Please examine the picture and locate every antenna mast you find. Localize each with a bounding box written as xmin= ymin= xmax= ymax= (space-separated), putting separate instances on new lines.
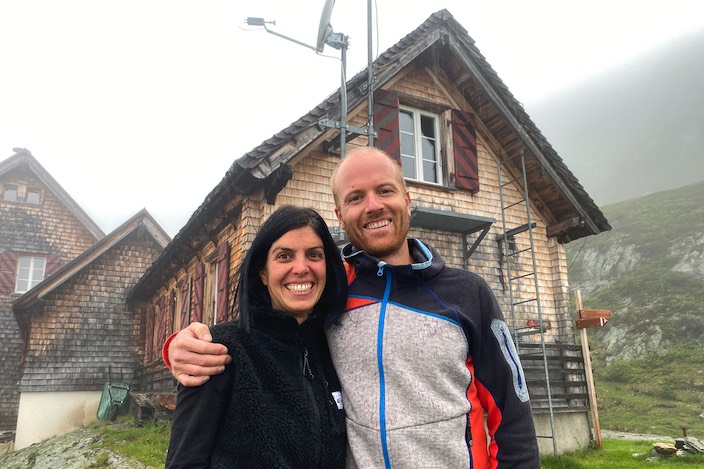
xmin=245 ymin=0 xmax=375 ymax=157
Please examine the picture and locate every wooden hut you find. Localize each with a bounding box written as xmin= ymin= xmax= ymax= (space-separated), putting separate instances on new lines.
xmin=131 ymin=9 xmax=610 ymax=454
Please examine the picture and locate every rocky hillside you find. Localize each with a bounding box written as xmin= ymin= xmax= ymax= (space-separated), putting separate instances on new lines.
xmin=566 ymin=180 xmax=704 ymax=363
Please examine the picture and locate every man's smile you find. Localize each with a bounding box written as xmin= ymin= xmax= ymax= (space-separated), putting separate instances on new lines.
xmin=365 ymin=219 xmax=391 ymax=230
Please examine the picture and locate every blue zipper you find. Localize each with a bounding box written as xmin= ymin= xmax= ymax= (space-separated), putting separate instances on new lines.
xmin=377 ymin=264 xmax=392 ymax=469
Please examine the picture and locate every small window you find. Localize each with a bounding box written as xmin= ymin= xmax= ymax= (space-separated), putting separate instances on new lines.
xmin=3 ymin=186 xmax=18 ymax=202
xmin=2 ymin=184 xmax=41 ymax=205
xmin=15 ymin=256 xmax=46 ymax=293
xmin=26 ymin=190 xmax=41 ymax=204
xmin=399 ymin=107 xmax=442 ymax=185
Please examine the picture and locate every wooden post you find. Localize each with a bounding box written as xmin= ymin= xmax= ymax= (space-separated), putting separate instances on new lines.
xmin=575 ymin=289 xmax=603 ymax=449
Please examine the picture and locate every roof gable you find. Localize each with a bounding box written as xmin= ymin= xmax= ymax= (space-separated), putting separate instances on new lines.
xmin=139 ymin=9 xmax=611 ymax=289
xmin=175 ymin=10 xmax=607 ymax=243
xmin=0 ymin=148 xmax=105 ymax=240
xmin=13 ymin=208 xmax=170 ymax=310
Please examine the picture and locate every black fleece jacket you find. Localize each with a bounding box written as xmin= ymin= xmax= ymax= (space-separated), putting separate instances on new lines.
xmin=165 ymin=309 xmax=347 ymax=469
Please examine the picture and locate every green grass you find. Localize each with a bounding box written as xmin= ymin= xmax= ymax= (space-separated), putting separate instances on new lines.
xmin=590 ymin=343 xmax=704 ymax=438
xmin=541 ymin=439 xmax=704 ymax=468
xmin=92 ymin=418 xmax=171 ymax=467
xmin=89 ymin=420 xmax=704 ymax=468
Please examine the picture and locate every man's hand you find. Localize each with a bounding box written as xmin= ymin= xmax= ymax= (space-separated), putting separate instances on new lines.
xmin=169 ymin=322 xmax=231 ymax=387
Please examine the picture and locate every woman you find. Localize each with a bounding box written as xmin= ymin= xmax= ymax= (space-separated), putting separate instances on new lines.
xmin=165 ymin=205 xmax=347 ymax=468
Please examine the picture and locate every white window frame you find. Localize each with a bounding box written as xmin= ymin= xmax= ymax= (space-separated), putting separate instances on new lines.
xmin=15 ymin=255 xmax=46 ymax=293
xmin=399 ymin=106 xmax=443 ymax=185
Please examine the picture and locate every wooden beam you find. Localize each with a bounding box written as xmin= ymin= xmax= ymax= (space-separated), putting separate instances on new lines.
xmin=546 ymin=217 xmax=581 ymax=238
xmin=575 ymin=289 xmax=603 ymax=449
xmin=579 ymin=309 xmax=613 ymax=320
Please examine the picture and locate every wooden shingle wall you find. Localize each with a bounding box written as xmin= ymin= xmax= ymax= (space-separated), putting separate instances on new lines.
xmin=18 ymin=231 xmax=163 ymax=392
xmin=0 ymin=166 xmax=99 ymax=432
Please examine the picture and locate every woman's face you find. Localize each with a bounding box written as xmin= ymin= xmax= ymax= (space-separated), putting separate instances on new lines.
xmin=259 ymin=226 xmax=327 ymax=323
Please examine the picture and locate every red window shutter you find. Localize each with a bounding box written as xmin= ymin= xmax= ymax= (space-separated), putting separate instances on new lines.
xmin=45 ymin=254 xmax=61 ymax=276
xmin=451 ymin=109 xmax=479 ymax=193
xmin=373 ymin=89 xmax=401 ymax=165
xmin=216 ymin=242 xmax=230 ymax=324
xmin=0 ymin=251 xmax=17 ymax=293
xmin=145 ymin=305 xmax=155 ymax=361
xmin=179 ymin=277 xmax=191 ymax=331
xmin=158 ymin=295 xmax=168 ymax=346
xmin=169 ymin=288 xmax=177 ymax=336
xmin=193 ymin=263 xmax=205 ymax=323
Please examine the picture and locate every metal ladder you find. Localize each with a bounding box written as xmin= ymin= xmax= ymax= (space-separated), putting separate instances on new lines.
xmin=497 ymin=151 xmax=557 ymax=455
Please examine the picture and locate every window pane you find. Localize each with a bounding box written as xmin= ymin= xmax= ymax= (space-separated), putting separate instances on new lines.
xmin=420 ymin=115 xmax=435 ymax=139
xmin=15 ymin=256 xmax=46 ymax=293
xmin=400 ymin=132 xmax=415 ymax=156
xmin=15 ymin=258 xmax=30 ymax=293
xmin=26 ymin=190 xmax=41 ymax=204
xmin=16 ymin=278 xmax=29 ymax=293
xmin=422 ymin=137 xmax=438 ymax=183
xmin=401 ymin=155 xmax=416 ymax=179
xmin=400 ymin=110 xmax=414 ymax=133
xmin=31 ymin=258 xmax=46 ymax=287
xmin=3 ymin=188 xmax=18 ymax=202
xmin=422 ymin=137 xmax=436 ymax=162
xmin=423 ymin=160 xmax=437 ymax=183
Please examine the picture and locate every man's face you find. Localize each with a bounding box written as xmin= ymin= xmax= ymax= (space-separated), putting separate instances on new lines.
xmin=333 ymin=149 xmax=412 ymax=265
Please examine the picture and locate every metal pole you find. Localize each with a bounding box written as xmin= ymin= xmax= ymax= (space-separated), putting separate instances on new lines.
xmin=340 ymin=39 xmax=347 ymax=157
xmin=367 ymin=0 xmax=374 ymax=146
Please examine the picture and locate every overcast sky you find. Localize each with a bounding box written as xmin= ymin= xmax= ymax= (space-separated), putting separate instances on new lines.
xmin=2 ymin=0 xmax=703 ymax=237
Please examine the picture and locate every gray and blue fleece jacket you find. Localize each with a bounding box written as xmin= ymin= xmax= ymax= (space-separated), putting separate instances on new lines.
xmin=327 ymin=239 xmax=540 ymax=469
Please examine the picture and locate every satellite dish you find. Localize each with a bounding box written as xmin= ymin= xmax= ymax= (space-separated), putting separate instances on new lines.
xmin=315 ymin=0 xmax=336 ymax=53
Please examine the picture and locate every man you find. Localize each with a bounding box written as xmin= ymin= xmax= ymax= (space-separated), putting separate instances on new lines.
xmin=164 ymin=147 xmax=540 ymax=468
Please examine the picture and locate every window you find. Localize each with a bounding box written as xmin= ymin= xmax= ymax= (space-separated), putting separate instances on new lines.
xmin=203 ymin=260 xmax=217 ymax=326
xmin=2 ymin=184 xmax=41 ymax=204
xmin=399 ymin=107 xmax=442 ymax=184
xmin=3 ymin=186 xmax=18 ymax=202
xmin=373 ymin=89 xmax=479 ymax=193
xmin=202 ymin=243 xmax=231 ymax=325
xmin=15 ymin=256 xmax=46 ymax=293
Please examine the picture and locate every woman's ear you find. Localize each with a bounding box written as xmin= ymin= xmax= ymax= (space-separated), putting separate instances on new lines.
xmin=259 ymin=269 xmax=268 ymax=286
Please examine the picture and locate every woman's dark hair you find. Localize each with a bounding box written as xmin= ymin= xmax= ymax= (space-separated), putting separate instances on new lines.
xmin=236 ymin=205 xmax=347 ymax=330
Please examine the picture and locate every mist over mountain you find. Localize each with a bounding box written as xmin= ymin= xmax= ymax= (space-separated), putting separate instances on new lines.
xmin=566 ymin=180 xmax=704 ymax=362
xmin=526 ymin=30 xmax=704 ymax=205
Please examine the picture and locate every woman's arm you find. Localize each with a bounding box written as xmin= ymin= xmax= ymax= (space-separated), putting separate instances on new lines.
xmin=165 ymin=366 xmax=232 ymax=468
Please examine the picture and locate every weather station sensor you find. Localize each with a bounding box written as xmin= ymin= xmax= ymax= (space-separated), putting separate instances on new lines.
xmin=244 ymin=0 xmax=375 ymax=157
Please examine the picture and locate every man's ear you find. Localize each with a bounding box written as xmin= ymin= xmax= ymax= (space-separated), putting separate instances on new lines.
xmin=335 ymin=208 xmax=345 ymax=229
